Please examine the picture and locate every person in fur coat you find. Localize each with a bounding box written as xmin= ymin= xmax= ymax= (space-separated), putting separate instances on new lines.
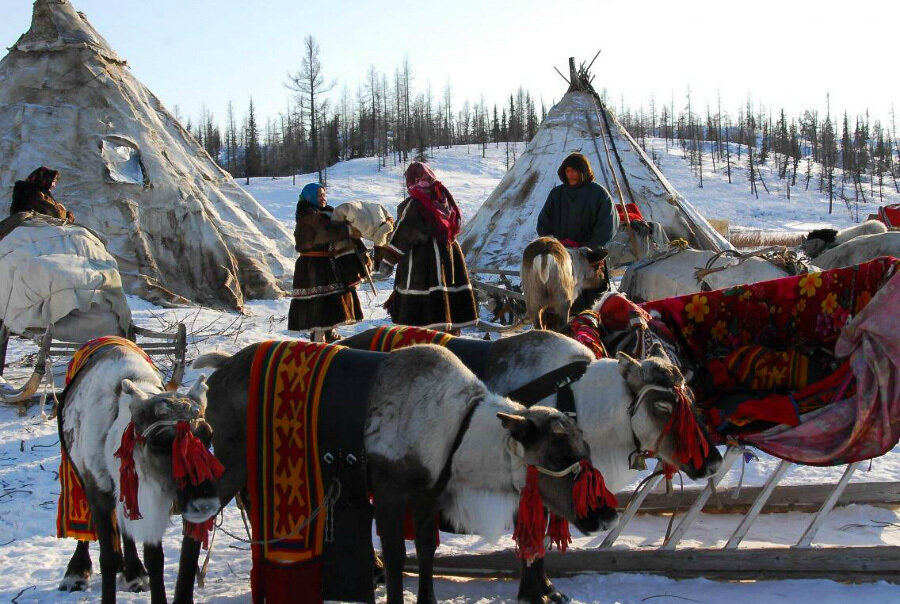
xmin=288 ymin=183 xmax=369 ymax=342
xmin=9 ymin=167 xmax=75 ymax=222
xmin=376 ymin=162 xmax=477 ymax=332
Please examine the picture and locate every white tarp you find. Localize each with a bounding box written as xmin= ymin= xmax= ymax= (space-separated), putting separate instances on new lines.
xmin=0 ymin=216 xmax=132 ymax=340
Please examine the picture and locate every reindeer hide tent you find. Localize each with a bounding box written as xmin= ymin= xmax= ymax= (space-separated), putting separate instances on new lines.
xmin=460 ymin=59 xmax=731 ymax=272
xmin=0 ymin=0 xmax=293 ymax=310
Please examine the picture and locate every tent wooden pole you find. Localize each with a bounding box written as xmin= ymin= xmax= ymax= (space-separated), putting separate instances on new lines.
xmin=589 ymin=102 xmax=641 ymax=259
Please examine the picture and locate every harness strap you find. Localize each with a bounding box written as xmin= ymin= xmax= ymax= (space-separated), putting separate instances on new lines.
xmin=430 ymin=397 xmax=482 ymax=498
xmin=505 ymin=361 xmax=590 ymax=418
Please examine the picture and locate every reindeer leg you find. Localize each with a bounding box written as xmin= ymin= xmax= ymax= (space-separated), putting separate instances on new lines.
xmin=119 ymin=534 xmax=149 ymax=592
xmin=173 ymin=534 xmax=201 ymax=604
xmin=143 ymin=542 xmax=166 ymax=604
xmin=59 ymin=540 xmax=92 ymax=592
xmin=412 ymin=500 xmax=439 ymax=604
xmin=371 ymin=482 xmax=407 ymax=604
xmin=90 ymin=504 xmax=119 ymax=604
xmin=518 ymin=556 xmax=570 ymax=604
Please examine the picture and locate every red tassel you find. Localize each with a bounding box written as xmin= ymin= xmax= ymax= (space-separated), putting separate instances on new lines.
xmin=513 ymin=466 xmax=546 ymax=560
xmin=547 ymin=514 xmax=571 ymax=553
xmin=664 ymin=387 xmax=710 ymax=470
xmin=114 ymin=423 xmax=143 ymax=520
xmin=185 ymin=518 xmax=215 ymax=549
xmin=573 ymin=460 xmax=618 ymax=517
xmin=172 ymin=422 xmax=225 ymax=488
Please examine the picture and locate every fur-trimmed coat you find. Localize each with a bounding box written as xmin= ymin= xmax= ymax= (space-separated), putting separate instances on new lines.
xmin=288 ymin=202 xmax=369 ymax=331
xmin=381 ymin=196 xmax=477 ymax=330
xmin=10 ymin=184 xmax=73 ymax=222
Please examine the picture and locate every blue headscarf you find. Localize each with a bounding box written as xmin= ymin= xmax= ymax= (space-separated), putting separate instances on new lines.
xmin=299 ymin=182 xmax=323 ymax=205
xmin=296 ymin=182 xmax=328 ymax=222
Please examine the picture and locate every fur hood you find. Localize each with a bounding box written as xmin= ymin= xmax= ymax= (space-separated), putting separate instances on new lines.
xmin=557 ymin=152 xmax=595 ymax=185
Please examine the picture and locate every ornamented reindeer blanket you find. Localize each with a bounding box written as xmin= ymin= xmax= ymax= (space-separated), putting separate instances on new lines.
xmin=247 ymin=340 xmax=377 ymax=604
xmin=56 ymin=337 xmax=156 ymax=541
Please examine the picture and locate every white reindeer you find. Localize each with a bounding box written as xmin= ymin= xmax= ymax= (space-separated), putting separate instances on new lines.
xmin=802 ymin=220 xmax=888 ymax=258
xmin=59 ymin=345 xmax=221 ymax=603
xmin=806 ymin=230 xmax=900 ymax=270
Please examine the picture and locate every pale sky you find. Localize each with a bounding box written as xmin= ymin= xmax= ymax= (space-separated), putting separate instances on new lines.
xmin=2 ymin=0 xmax=898 ymax=127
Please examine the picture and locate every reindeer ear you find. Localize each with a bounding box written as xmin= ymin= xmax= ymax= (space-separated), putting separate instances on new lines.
xmin=616 ymin=352 xmax=641 ymax=376
xmin=187 ymin=375 xmax=209 ymax=413
xmin=120 ymin=379 xmax=148 ymax=400
xmin=497 ymin=412 xmax=537 ymax=445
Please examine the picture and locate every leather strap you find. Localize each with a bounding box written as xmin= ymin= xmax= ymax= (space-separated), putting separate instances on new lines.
xmin=505 ymin=361 xmax=590 ymax=418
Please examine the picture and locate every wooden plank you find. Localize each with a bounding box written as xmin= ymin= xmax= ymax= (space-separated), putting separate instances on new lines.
xmin=619 ymin=481 xmax=900 ymax=515
xmin=469 ymin=267 xmax=520 ymax=277
xmin=411 ymin=546 xmax=900 ymax=583
xmin=470 ymin=279 xmax=525 ymax=301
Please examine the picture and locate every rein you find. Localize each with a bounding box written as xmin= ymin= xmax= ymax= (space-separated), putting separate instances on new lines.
xmin=429 ymin=396 xmax=482 ymax=498
xmin=505 ymin=360 xmax=589 ymax=418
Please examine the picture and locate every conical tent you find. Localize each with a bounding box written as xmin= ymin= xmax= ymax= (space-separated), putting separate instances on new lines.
xmin=0 ymin=0 xmax=293 ymax=310
xmin=460 ymin=61 xmax=731 ymax=272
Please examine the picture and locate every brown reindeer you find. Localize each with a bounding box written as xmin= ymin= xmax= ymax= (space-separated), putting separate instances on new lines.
xmin=521 ymin=237 xmax=607 ymax=331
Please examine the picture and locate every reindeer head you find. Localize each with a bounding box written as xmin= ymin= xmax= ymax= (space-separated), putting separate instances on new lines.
xmin=567 ymin=247 xmax=609 ymax=294
xmin=498 ymin=407 xmax=618 ymax=535
xmin=119 ymin=376 xmax=221 ymax=523
xmin=617 ymin=343 xmax=722 ymax=480
xmin=801 ymin=228 xmax=837 ymax=258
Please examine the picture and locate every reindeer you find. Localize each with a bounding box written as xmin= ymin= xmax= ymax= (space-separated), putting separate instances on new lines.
xmin=59 ymin=345 xmax=221 ymax=603
xmin=341 ymin=327 xmax=723 ymax=603
xmin=806 ymin=230 xmax=900 ymax=270
xmin=521 ymin=237 xmax=607 ymax=331
xmin=172 ymin=342 xmax=616 ymax=604
xmin=802 ymin=219 xmax=888 ymax=258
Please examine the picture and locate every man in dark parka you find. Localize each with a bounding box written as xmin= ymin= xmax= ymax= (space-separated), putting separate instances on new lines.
xmin=536 ymin=152 xmax=618 ymax=249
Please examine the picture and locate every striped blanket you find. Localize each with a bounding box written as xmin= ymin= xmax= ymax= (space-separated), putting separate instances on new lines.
xmin=362 ymin=325 xmax=453 ymax=351
xmin=56 ymin=337 xmax=157 ymax=541
xmin=247 ymin=340 xmax=358 ymax=604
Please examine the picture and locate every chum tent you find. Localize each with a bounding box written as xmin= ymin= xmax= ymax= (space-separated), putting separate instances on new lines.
xmin=0 ymin=0 xmax=293 ymax=310
xmin=460 ymin=58 xmax=731 ymax=271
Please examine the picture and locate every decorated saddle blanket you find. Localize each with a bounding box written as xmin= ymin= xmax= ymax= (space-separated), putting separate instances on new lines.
xmin=639 ymin=257 xmax=900 ymax=465
xmin=247 ymin=340 xmax=375 ymax=604
xmin=363 ymin=324 xmax=453 ymax=351
xmin=57 ymin=337 xmax=157 ymax=541
xmin=566 ymin=311 xmax=607 ymax=359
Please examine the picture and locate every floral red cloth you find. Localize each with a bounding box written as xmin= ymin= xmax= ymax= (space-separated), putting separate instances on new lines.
xmin=641 ymin=257 xmax=900 ymax=465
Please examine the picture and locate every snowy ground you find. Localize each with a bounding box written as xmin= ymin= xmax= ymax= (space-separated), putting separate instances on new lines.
xmin=1 ymin=143 xmax=898 ymax=602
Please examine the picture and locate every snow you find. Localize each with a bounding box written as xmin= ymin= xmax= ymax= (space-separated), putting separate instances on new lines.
xmin=1 ymin=143 xmax=898 ymax=602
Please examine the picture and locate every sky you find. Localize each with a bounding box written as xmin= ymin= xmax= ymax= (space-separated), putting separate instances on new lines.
xmin=2 ymin=0 xmax=898 ymax=128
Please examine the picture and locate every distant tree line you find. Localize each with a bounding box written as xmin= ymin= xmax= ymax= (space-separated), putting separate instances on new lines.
xmin=615 ymin=92 xmax=899 ymax=217
xmin=178 ymin=35 xmax=547 ymax=185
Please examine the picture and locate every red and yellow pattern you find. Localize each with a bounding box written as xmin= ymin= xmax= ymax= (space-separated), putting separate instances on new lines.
xmin=247 ymin=340 xmax=342 ymax=570
xmin=57 ymin=337 xmax=159 ymax=541
xmin=365 ymin=325 xmax=453 ymax=352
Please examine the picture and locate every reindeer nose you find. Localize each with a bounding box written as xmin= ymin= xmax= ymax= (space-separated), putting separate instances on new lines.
xmin=183 ymin=497 xmax=219 ymax=523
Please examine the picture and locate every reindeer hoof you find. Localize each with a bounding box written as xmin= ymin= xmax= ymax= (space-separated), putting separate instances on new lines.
xmin=117 ymin=572 xmax=149 ymax=592
xmin=548 ymin=591 xmax=570 ymax=604
xmin=58 ymin=573 xmax=90 ymax=592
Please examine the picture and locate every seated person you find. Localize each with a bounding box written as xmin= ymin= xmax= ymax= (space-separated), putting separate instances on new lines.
xmin=537 ymin=152 xmax=618 ymax=310
xmin=537 ymin=152 xmax=618 ymax=249
xmin=9 ymin=167 xmax=74 ymax=223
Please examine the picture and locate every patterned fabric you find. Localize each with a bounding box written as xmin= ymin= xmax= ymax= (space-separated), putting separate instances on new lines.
xmin=642 ymin=257 xmax=900 ymax=465
xmin=57 ymin=337 xmax=158 ymax=541
xmin=364 ymin=325 xmax=453 ymax=351
xmin=247 ymin=340 xmax=342 ymax=601
xmin=568 ymin=311 xmax=607 ymax=359
xmin=718 ymin=345 xmax=814 ymax=392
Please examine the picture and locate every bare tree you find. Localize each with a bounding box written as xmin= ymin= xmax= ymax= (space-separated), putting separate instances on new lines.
xmin=287 ymin=35 xmax=335 ymax=184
